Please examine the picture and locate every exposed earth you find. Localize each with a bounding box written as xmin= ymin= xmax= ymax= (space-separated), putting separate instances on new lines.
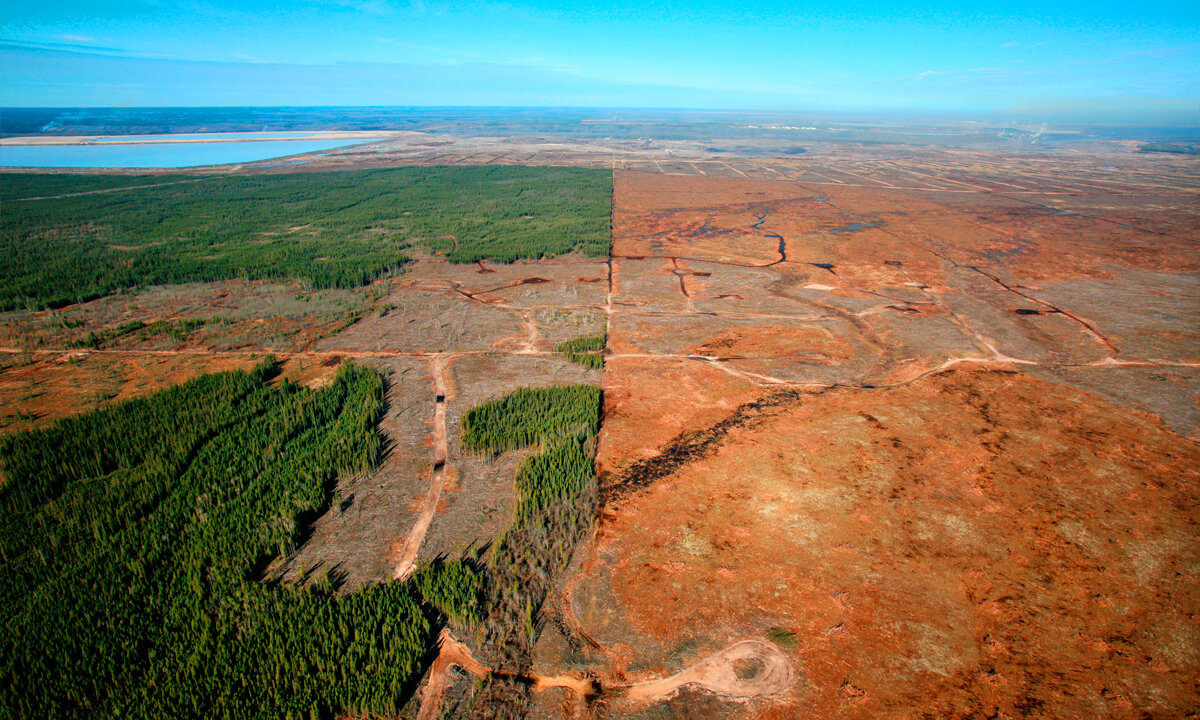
xmin=1 ymin=140 xmax=1197 ymax=719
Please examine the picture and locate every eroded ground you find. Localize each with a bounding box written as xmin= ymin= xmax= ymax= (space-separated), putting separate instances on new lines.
xmin=547 ymin=166 xmax=1199 ymax=719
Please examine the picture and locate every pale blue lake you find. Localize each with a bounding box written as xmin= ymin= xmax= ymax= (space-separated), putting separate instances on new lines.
xmin=0 ymin=137 xmax=381 ymax=168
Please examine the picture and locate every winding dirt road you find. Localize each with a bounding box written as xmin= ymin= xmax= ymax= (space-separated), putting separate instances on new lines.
xmin=615 ymin=639 xmax=793 ymax=702
xmin=414 ymin=631 xmax=794 ymax=719
xmin=414 ymin=630 xmax=489 ymax=720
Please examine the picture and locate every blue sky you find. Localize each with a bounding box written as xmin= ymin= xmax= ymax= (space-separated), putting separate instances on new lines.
xmin=2 ymin=1 xmax=1197 ymax=121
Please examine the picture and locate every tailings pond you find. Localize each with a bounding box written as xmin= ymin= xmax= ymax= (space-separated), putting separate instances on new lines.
xmin=0 ymin=136 xmax=381 ymax=168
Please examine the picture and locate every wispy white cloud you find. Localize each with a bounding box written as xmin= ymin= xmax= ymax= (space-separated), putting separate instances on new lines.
xmin=1123 ymin=45 xmax=1198 ymax=59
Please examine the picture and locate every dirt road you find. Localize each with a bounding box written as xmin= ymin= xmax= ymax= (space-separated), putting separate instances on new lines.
xmin=616 ymin=639 xmax=793 ymax=702
xmin=413 ymin=631 xmax=793 ymax=718
xmin=391 ymin=353 xmax=450 ymax=581
xmin=414 ymin=630 xmax=490 ymax=720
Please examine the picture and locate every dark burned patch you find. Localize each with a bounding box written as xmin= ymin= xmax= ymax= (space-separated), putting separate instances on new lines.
xmin=599 ymin=389 xmax=803 ymax=509
xmin=576 ymin=276 xmax=604 ymax=283
xmin=690 ymin=271 xmax=713 ymax=277
xmin=699 ymin=336 xmax=738 ymax=351
xmin=321 ymin=354 xmax=344 ymax=368
xmin=520 ymin=277 xmax=551 ymax=285
xmin=733 ymin=656 xmax=765 ymax=680
xmin=884 ymin=260 xmax=904 ymax=267
xmin=1012 ymin=308 xmax=1058 ymax=316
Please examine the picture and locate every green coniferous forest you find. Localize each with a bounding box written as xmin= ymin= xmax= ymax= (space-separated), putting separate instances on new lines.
xmin=460 ymin=385 xmax=601 ymax=455
xmin=554 ymin=333 xmax=606 ymax=370
xmin=458 ymin=384 xmax=603 ymax=714
xmin=0 ymin=365 xmax=603 ymax=718
xmin=0 ymin=166 xmax=612 ymax=310
xmin=0 ymin=361 xmax=429 ymax=719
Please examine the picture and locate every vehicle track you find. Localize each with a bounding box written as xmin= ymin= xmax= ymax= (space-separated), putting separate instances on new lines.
xmin=415 ymin=631 xmax=793 ymax=719
xmin=390 ymin=352 xmax=450 ymax=581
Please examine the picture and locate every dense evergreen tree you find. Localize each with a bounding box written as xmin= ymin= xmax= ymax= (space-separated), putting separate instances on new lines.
xmin=554 ymin=333 xmax=606 ymax=369
xmin=0 ymin=369 xmax=606 ymax=718
xmin=458 ymin=385 xmax=603 ymax=717
xmin=0 ymin=361 xmax=429 ymax=719
xmin=461 ymin=385 xmax=601 ymax=454
xmin=1 ymin=166 xmax=612 ymax=310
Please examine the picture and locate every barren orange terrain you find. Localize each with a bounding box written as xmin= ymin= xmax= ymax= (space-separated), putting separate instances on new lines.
xmin=538 ymin=165 xmax=1200 ymax=719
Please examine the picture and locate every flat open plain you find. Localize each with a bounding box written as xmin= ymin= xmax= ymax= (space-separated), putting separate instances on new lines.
xmin=544 ymin=162 xmax=1199 ymax=720
xmin=1 ymin=143 xmax=1196 ymax=719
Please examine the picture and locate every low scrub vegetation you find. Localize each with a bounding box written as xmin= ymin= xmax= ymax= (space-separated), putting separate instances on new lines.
xmin=72 ymin=318 xmax=214 ymax=348
xmin=554 ymin=333 xmax=605 ymax=369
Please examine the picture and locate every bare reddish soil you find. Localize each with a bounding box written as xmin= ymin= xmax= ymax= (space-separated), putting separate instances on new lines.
xmin=557 ymin=167 xmax=1200 ymax=719
xmin=580 ymin=368 xmax=1199 ymax=718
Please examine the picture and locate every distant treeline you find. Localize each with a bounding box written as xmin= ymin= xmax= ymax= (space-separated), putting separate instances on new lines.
xmin=1138 ymin=142 xmax=1200 ymax=155
xmin=0 ymin=166 xmax=612 ymax=310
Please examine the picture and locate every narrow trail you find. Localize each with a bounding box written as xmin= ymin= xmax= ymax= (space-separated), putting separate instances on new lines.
xmin=3 ymin=344 xmax=1193 ymax=394
xmin=605 ymin=185 xmax=616 ymax=345
xmin=390 ymin=353 xmax=450 ymax=581
xmin=899 ymin=266 xmax=1010 ymax=360
xmin=967 ymin=265 xmax=1122 ymax=356
xmin=518 ymin=310 xmax=541 ymax=354
xmin=471 ymin=277 xmax=551 ymax=296
xmin=616 ymin=639 xmax=793 ymax=701
xmin=12 ymin=176 xmax=219 ymax=201
xmin=415 ymin=630 xmax=489 ymax=720
xmin=604 ymin=256 xmax=614 ymax=344
xmin=669 ymin=258 xmax=696 ymax=313
xmin=777 ymin=181 xmax=1132 ymax=359
xmin=619 ymin=209 xmax=789 ymax=271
